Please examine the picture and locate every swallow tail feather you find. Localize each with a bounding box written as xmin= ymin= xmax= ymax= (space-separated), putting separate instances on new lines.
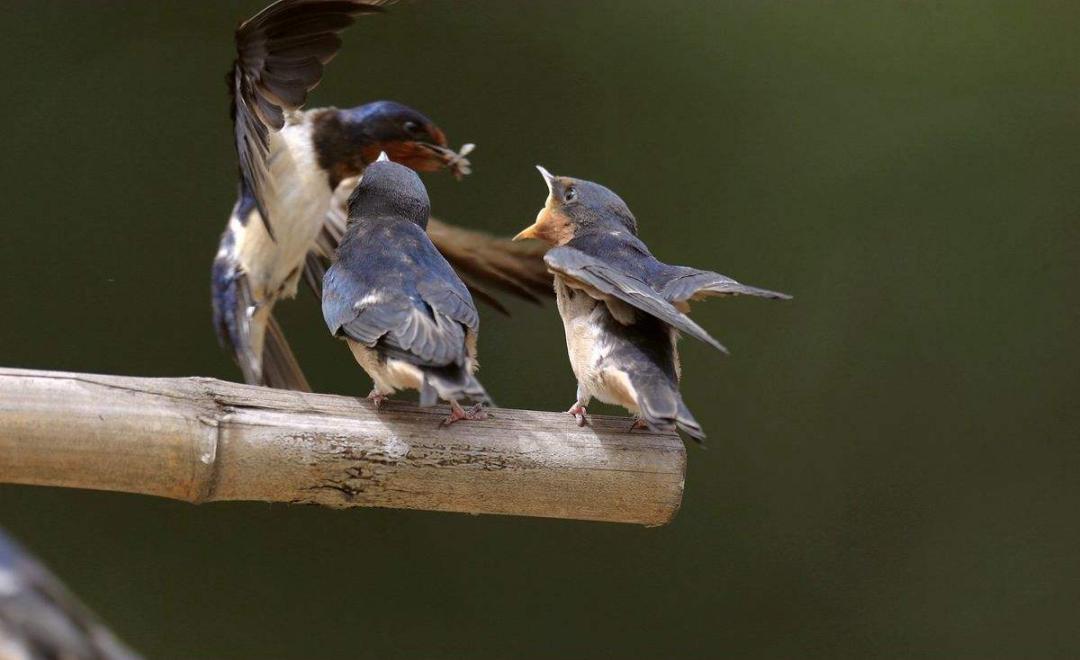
xmin=672 ymin=398 xmax=705 ymax=443
xmin=658 ymin=266 xmax=792 ymax=303
xmin=262 ymin=314 xmax=312 ymax=391
xmin=211 ymin=241 xmax=259 ymax=382
xmin=417 ymin=363 xmax=491 ymax=407
xmin=212 ymin=235 xmax=311 ymax=392
xmin=629 ymin=370 xmax=706 ymax=444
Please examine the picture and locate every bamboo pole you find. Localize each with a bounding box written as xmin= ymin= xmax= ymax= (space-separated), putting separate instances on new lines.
xmin=0 ymin=368 xmax=685 ymax=526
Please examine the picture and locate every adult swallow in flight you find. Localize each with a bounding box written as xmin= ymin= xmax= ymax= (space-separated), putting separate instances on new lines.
xmin=514 ymin=167 xmax=790 ymax=442
xmin=322 ymin=154 xmax=490 ymax=424
xmin=0 ymin=527 xmax=141 ymax=660
xmin=211 ymin=0 xmax=550 ymax=392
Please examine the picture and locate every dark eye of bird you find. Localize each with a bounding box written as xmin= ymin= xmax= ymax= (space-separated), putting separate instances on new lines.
xmin=403 ymin=120 xmax=421 ymax=134
xmin=565 ymin=186 xmax=577 ymax=202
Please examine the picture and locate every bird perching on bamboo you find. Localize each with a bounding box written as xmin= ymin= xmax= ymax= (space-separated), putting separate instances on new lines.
xmin=514 ymin=167 xmax=790 ymax=442
xmin=323 ymin=154 xmax=491 ymax=425
xmin=212 ymin=0 xmax=550 ymax=392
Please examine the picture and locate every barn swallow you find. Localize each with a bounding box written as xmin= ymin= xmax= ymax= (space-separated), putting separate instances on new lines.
xmin=322 ymin=154 xmax=490 ymax=424
xmin=212 ymin=0 xmax=550 ymax=392
xmin=0 ymin=527 xmax=141 ymax=660
xmin=514 ymin=167 xmax=790 ymax=442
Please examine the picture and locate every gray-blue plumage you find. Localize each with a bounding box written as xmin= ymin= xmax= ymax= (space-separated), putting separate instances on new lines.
xmin=211 ymin=183 xmax=310 ymax=391
xmin=554 ymin=229 xmax=790 ymax=323
xmin=322 ymin=159 xmax=488 ymax=406
xmin=546 ymin=236 xmax=729 ymax=354
xmin=593 ymin=300 xmax=705 ymax=440
xmin=524 ymin=168 xmax=790 ymax=442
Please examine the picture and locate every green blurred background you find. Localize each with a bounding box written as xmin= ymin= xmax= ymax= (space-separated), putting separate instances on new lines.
xmin=1 ymin=1 xmax=1078 ymax=657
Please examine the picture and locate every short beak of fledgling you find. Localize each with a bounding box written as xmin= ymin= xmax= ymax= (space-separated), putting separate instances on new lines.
xmin=513 ymin=165 xmax=557 ymax=242
xmin=512 ymin=225 xmax=539 ymax=241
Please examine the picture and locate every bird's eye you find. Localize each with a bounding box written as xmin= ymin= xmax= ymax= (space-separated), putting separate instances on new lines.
xmin=564 ymin=186 xmax=577 ymax=202
xmin=403 ymin=120 xmax=421 ymax=134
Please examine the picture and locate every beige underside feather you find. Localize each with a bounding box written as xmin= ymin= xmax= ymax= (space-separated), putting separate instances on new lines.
xmin=555 ymin=276 xmax=645 ymax=413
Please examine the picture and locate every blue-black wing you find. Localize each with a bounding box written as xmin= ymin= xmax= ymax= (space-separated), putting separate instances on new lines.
xmin=230 ymin=0 xmax=391 ymax=237
xmin=545 ymin=242 xmax=728 ymax=353
xmin=322 ymin=224 xmax=478 ymax=368
xmin=303 ymin=183 xmax=553 ymax=312
xmin=654 ymin=265 xmax=791 ymax=303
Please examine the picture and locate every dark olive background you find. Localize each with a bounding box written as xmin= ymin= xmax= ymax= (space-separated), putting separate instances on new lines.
xmin=1 ymin=1 xmax=1078 ymax=658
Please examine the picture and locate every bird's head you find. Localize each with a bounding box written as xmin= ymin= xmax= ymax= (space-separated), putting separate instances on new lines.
xmin=349 ymin=100 xmax=448 ymax=165
xmin=345 ymin=152 xmax=431 ymax=228
xmin=314 ymin=100 xmax=472 ymax=188
xmin=513 ymin=166 xmax=638 ymax=245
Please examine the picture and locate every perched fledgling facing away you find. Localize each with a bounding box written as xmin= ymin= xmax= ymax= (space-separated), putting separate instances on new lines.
xmin=212 ymin=0 xmax=550 ymax=392
xmin=514 ymin=167 xmax=790 ymax=442
xmin=322 ymin=155 xmax=490 ymax=424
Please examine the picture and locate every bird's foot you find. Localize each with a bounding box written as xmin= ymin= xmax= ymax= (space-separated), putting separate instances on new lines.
xmin=465 ymin=402 xmax=488 ymax=421
xmin=367 ymin=390 xmax=389 ymax=410
xmin=628 ymin=417 xmax=649 ymax=432
xmin=567 ymin=404 xmax=589 ymax=427
xmin=441 ymin=402 xmax=487 ymax=427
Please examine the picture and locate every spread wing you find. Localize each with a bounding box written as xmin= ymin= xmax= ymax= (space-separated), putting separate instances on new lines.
xmin=230 ymin=0 xmax=391 ymax=237
xmin=426 ymin=218 xmax=553 ymax=308
xmin=656 ymin=266 xmax=792 ymax=303
xmin=322 ymin=234 xmax=479 ymax=368
xmin=544 ymin=246 xmax=728 ymax=353
xmin=304 ymin=179 xmax=553 ymax=312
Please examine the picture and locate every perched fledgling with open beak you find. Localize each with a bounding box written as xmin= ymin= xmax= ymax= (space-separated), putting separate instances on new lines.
xmin=322 ymin=154 xmax=490 ymax=424
xmin=212 ymin=0 xmax=550 ymax=392
xmin=514 ymin=167 xmax=790 ymax=442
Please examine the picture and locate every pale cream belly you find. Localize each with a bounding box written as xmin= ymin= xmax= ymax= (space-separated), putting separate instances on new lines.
xmin=236 ymin=120 xmax=331 ymax=302
xmin=555 ymin=278 xmax=641 ymax=414
xmin=347 ymin=340 xmax=423 ymax=394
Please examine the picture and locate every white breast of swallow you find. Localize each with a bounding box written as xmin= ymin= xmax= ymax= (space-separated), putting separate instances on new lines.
xmin=237 ymin=118 xmax=332 ymax=298
xmin=555 ymin=278 xmax=609 ymax=385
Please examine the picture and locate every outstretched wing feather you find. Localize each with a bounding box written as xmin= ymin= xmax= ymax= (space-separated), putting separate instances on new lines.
xmin=658 ymin=266 xmax=791 ymax=302
xmin=545 ymin=246 xmax=728 ymax=353
xmin=230 ymin=0 xmax=392 ymax=235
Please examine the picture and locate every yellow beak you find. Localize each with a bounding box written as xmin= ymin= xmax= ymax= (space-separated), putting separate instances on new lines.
xmin=513 ymin=222 xmax=542 ymax=242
